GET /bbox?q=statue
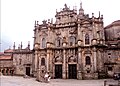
[64,4,67,8]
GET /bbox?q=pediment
[40,31,48,36]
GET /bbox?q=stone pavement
[0,75,119,86]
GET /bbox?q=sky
[1,0,120,52]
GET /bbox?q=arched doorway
[55,64,62,79]
[26,67,30,76]
[68,64,77,79]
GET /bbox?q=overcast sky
[1,0,120,51]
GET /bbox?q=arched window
[85,34,90,44]
[56,37,61,47]
[19,58,22,65]
[69,36,76,46]
[42,38,46,48]
[41,58,45,66]
[86,56,91,65]
[57,39,61,47]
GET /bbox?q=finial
[18,44,20,49]
[42,20,47,25]
[37,21,39,25]
[92,13,94,17]
[56,9,57,13]
[80,0,82,9]
[35,20,36,26]
[21,42,22,49]
[13,42,15,49]
[101,14,103,19]
[79,0,84,15]
[64,3,67,8]
[48,19,50,23]
[99,11,100,18]
[28,41,30,49]
[51,18,53,24]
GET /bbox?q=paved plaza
[0,75,119,86]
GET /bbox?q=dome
[104,20,120,29]
[104,20,120,43]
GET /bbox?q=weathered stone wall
[13,52,33,76]
[0,60,13,68]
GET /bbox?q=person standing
[44,72,49,83]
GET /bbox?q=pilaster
[93,47,97,72]
[46,50,50,72]
[77,48,83,79]
[63,49,66,79]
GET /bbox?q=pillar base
[62,72,66,79]
[77,71,82,80]
[94,73,98,79]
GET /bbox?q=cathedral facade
[33,3,120,80]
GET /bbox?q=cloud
[1,35,13,52]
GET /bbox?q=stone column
[78,24,83,42]
[46,50,50,72]
[63,49,66,79]
[49,50,53,77]
[78,24,80,38]
[36,55,41,81]
[92,21,97,39]
[4,68,6,75]
[36,68,42,81]
[93,47,97,72]
[77,48,83,79]
[8,69,10,75]
[35,51,38,72]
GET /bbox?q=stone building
[12,42,33,76]
[104,20,120,77]
[0,49,14,75]
[1,2,119,80]
[0,42,33,76]
[33,3,110,80]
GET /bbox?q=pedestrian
[44,72,49,83]
[48,75,51,82]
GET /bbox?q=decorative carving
[84,50,91,54]
[56,30,61,35]
[69,28,76,34]
[54,50,62,62]
[40,31,48,36]
[117,32,120,39]
[68,55,77,62]
[55,56,62,62]
[93,47,97,52]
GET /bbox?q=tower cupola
[79,2,84,16]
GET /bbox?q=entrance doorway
[26,67,30,76]
[68,64,77,79]
[55,65,62,79]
